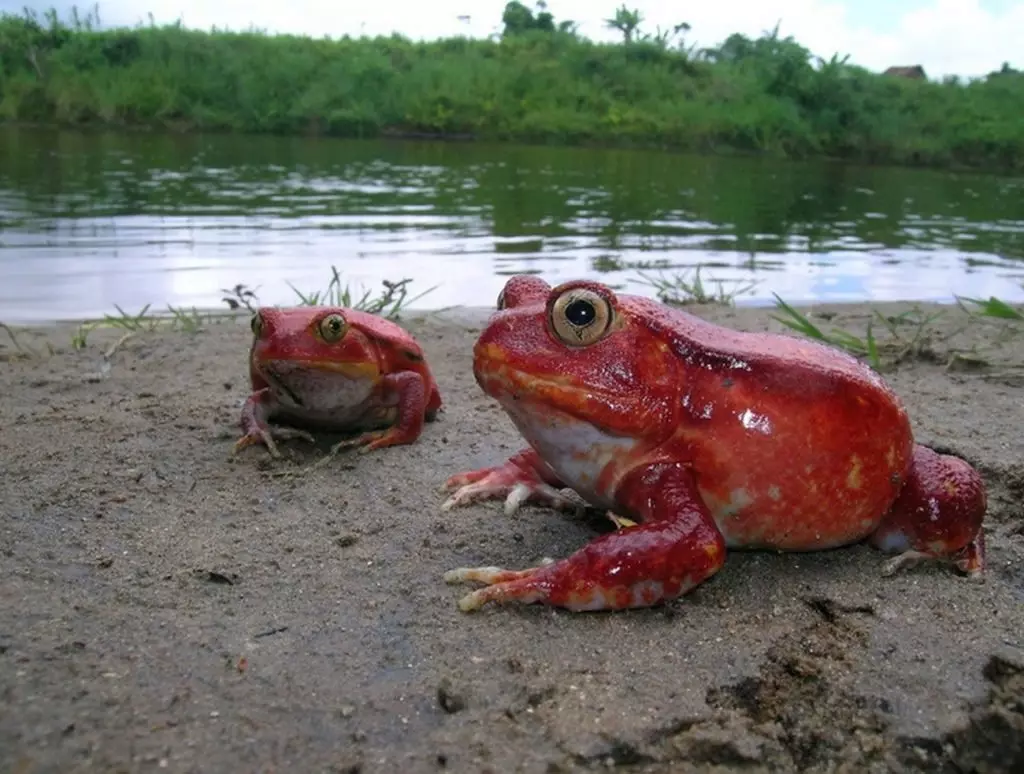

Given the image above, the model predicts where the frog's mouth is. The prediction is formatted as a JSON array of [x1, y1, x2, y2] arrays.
[[260, 366, 305, 407], [476, 359, 596, 417]]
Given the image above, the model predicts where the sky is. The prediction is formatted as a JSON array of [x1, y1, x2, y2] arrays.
[[10, 0, 1023, 78]]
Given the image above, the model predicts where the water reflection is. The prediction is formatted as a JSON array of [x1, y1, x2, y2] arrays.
[[0, 127, 1022, 323]]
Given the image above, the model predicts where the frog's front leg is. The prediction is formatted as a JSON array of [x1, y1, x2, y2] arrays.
[[444, 461, 727, 612], [441, 448, 581, 516], [234, 387, 315, 458], [333, 371, 431, 453], [869, 444, 987, 577]]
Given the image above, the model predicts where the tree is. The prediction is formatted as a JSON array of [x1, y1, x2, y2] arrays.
[[501, 1, 555, 36], [604, 5, 642, 43]]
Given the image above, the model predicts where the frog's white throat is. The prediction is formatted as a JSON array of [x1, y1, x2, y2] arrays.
[[500, 400, 637, 511]]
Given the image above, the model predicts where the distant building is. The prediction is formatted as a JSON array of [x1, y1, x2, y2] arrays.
[[883, 65, 927, 80]]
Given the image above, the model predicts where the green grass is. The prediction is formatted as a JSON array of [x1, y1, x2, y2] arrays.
[[771, 293, 1023, 372], [634, 266, 760, 306], [2, 4, 1023, 171], [66, 270, 431, 350]]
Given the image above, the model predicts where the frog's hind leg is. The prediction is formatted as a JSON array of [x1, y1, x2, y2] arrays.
[[868, 444, 987, 578]]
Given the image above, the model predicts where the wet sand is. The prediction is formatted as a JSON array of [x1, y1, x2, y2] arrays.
[[1, 301, 1022, 773]]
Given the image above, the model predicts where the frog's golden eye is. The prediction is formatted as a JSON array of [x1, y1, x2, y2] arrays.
[[250, 313, 263, 337], [318, 313, 347, 343], [549, 288, 612, 347]]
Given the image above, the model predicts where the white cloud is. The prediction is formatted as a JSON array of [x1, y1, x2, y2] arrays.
[[31, 1, 1024, 78]]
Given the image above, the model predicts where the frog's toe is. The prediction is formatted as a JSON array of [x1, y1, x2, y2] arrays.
[[232, 430, 281, 458], [442, 468, 496, 492], [504, 482, 582, 516], [443, 561, 554, 612], [440, 480, 500, 511], [272, 427, 317, 444]]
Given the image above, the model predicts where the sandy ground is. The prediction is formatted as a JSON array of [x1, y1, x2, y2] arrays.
[[1, 300, 1023, 774]]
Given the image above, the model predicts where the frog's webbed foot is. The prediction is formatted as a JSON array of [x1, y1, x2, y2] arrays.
[[442, 475, 580, 516], [870, 444, 987, 579], [234, 388, 317, 458], [233, 424, 316, 458], [444, 558, 557, 611], [880, 535, 986, 580], [440, 449, 581, 516]]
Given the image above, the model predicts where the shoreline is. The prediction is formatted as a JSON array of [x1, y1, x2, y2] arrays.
[[3, 295, 1020, 333], [4, 121, 1022, 178]]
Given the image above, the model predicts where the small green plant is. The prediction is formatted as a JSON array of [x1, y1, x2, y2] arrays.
[[286, 268, 437, 320], [772, 292, 1022, 372], [70, 303, 242, 349], [71, 303, 156, 349], [166, 304, 207, 334], [635, 266, 759, 306], [955, 295, 1024, 321], [772, 294, 882, 370], [221, 284, 260, 313], [0, 322, 53, 360]]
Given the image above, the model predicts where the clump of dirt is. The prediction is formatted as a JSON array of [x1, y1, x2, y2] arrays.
[[943, 652, 1024, 773]]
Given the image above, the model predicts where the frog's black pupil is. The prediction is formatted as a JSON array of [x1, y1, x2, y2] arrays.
[[565, 299, 596, 327]]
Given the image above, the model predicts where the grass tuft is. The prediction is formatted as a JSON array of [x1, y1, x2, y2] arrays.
[[771, 292, 1022, 372], [955, 295, 1024, 321], [283, 268, 437, 318], [62, 269, 435, 350], [634, 266, 760, 306]]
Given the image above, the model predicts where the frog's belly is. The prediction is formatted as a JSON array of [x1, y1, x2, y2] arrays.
[[693, 447, 905, 551], [503, 406, 636, 512], [267, 366, 395, 430]]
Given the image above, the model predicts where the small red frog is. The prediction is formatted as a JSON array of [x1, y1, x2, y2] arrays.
[[441, 275, 987, 612], [234, 306, 442, 457]]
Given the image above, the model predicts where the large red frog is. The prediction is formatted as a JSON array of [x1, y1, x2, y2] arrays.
[[441, 275, 987, 612], [234, 306, 442, 457]]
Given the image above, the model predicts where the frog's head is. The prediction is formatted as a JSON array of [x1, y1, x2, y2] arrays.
[[472, 275, 680, 437]]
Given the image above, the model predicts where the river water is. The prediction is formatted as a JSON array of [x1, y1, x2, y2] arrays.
[[1, 127, 1022, 323]]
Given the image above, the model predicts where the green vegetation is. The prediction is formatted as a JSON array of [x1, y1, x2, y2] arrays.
[[56, 272, 430, 351], [2, 3, 1023, 170], [634, 266, 760, 306], [771, 293, 1023, 373]]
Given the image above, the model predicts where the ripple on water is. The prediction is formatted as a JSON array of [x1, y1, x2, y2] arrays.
[[0, 130, 1022, 322]]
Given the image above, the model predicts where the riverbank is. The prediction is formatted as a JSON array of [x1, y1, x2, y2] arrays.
[[1, 300, 1022, 772], [2, 8, 1022, 172]]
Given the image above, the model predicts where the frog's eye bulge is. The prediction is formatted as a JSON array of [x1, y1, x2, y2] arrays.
[[549, 287, 613, 346], [317, 313, 348, 343]]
